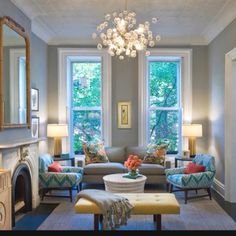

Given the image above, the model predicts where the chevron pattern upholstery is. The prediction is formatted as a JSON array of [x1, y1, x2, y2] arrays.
[[165, 154, 215, 203], [39, 154, 83, 201]]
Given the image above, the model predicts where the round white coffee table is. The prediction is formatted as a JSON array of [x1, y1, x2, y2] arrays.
[[103, 173, 147, 193]]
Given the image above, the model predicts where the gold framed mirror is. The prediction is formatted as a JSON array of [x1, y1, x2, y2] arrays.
[[0, 16, 30, 130]]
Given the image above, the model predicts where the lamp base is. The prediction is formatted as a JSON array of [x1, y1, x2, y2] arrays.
[[54, 137, 62, 157], [188, 137, 196, 157]]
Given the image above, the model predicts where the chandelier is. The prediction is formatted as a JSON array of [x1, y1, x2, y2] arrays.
[[92, 1, 161, 60]]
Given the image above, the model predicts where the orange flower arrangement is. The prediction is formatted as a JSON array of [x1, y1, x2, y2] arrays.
[[124, 155, 142, 171]]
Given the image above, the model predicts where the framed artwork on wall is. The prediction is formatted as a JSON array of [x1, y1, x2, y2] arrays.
[[31, 88, 39, 111], [118, 101, 131, 129], [31, 116, 39, 138]]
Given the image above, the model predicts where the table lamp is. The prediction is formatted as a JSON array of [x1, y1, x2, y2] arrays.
[[182, 124, 202, 157], [47, 124, 68, 157]]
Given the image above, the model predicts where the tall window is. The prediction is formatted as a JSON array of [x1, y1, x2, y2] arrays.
[[58, 48, 111, 156], [148, 58, 181, 153], [72, 59, 102, 153], [139, 49, 192, 154]]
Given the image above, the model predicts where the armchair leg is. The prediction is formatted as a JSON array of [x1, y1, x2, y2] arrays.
[[77, 185, 79, 193], [207, 187, 212, 200], [184, 190, 188, 204], [166, 183, 169, 192], [41, 189, 46, 201], [79, 182, 82, 191], [170, 184, 173, 193], [69, 188, 73, 202]]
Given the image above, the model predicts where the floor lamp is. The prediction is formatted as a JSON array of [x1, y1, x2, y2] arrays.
[[182, 124, 202, 157], [47, 124, 68, 157]]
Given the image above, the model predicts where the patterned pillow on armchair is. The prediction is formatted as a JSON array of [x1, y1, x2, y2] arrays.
[[83, 141, 109, 165], [143, 143, 168, 165]]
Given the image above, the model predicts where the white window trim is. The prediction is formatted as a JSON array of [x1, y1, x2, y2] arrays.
[[58, 48, 112, 155], [138, 48, 192, 151], [9, 49, 26, 123]]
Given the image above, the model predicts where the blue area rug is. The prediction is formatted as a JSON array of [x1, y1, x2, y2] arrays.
[[13, 203, 59, 230]]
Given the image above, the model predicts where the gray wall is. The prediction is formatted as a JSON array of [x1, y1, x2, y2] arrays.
[[48, 45, 209, 149], [0, 0, 48, 152], [31, 33, 48, 140], [208, 18, 236, 184]]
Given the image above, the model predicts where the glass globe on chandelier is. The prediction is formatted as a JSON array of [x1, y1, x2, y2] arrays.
[[92, 0, 161, 60]]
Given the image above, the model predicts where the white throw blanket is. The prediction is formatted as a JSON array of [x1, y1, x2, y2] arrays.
[[77, 189, 134, 230]]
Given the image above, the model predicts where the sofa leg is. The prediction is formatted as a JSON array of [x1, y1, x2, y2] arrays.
[[207, 187, 212, 200], [79, 182, 83, 191], [77, 185, 79, 193], [184, 190, 188, 204]]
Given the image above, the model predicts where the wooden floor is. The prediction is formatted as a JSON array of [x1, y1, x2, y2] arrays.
[[36, 184, 236, 231]]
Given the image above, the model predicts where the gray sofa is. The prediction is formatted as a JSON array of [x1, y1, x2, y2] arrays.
[[77, 146, 171, 184]]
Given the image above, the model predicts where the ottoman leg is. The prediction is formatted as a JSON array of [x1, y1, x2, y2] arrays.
[[155, 214, 161, 230], [94, 214, 99, 231]]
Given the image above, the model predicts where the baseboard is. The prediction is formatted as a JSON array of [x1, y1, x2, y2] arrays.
[[212, 178, 225, 199]]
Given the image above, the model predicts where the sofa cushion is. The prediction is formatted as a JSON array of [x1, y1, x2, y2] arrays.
[[105, 147, 126, 163], [126, 146, 147, 160], [143, 143, 168, 165], [138, 163, 165, 175], [83, 141, 109, 165], [84, 162, 126, 175]]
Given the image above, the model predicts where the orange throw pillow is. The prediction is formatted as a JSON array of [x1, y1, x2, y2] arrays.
[[48, 161, 63, 172], [184, 162, 206, 174]]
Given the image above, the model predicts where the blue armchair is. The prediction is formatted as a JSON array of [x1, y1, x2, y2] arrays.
[[165, 154, 215, 204], [39, 154, 83, 202]]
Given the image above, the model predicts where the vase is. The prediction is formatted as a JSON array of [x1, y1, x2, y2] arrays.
[[128, 169, 139, 177]]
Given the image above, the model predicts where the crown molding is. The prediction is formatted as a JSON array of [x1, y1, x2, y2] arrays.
[[202, 0, 236, 44], [47, 36, 208, 46], [10, 0, 236, 46]]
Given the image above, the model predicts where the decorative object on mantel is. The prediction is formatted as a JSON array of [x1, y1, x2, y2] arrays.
[[31, 88, 39, 111], [31, 116, 39, 138], [0, 16, 30, 130], [92, 0, 161, 59], [47, 124, 68, 157]]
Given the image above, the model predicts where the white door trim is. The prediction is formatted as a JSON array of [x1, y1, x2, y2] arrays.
[[225, 47, 236, 202]]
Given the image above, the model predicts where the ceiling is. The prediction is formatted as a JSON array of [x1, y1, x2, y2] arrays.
[[10, 0, 236, 45]]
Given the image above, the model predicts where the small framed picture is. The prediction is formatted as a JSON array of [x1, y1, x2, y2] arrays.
[[31, 88, 39, 111], [118, 101, 131, 129], [31, 117, 39, 138]]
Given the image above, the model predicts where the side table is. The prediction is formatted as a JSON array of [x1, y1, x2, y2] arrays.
[[53, 153, 75, 166], [175, 156, 193, 168]]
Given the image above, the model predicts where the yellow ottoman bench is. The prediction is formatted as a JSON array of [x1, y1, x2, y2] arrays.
[[74, 193, 180, 230]]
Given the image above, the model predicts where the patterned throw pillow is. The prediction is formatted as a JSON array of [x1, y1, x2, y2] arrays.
[[143, 143, 168, 165], [83, 141, 109, 165]]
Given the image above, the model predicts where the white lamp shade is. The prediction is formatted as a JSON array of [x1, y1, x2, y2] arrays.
[[182, 124, 202, 137], [47, 124, 68, 137]]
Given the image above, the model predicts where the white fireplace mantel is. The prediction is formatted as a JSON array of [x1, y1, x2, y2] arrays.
[[0, 137, 47, 210], [0, 137, 46, 150]]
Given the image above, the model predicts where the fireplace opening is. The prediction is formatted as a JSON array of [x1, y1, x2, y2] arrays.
[[12, 163, 32, 227]]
